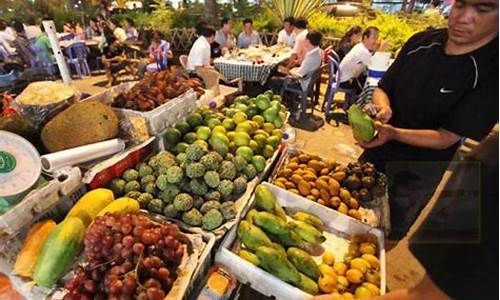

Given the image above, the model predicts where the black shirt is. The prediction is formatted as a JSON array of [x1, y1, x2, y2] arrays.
[[368, 29, 498, 167], [102, 45, 124, 59], [409, 132, 499, 299]]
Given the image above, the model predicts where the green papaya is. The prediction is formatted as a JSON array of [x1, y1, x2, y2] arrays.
[[273, 203, 288, 221], [255, 184, 276, 212], [254, 211, 289, 234], [237, 220, 273, 251], [255, 246, 301, 285], [268, 230, 305, 248], [33, 217, 85, 287], [348, 104, 376, 142], [245, 208, 259, 223], [290, 220, 326, 244], [296, 272, 319, 295], [287, 247, 321, 280], [292, 211, 324, 229], [239, 249, 260, 266]]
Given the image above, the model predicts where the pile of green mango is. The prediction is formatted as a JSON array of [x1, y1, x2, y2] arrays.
[[347, 104, 376, 143], [236, 184, 327, 295]]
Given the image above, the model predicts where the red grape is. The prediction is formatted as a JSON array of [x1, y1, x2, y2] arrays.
[[133, 242, 145, 255], [142, 232, 155, 245], [122, 235, 134, 248], [109, 279, 123, 294], [146, 287, 165, 300], [157, 267, 170, 279], [137, 292, 148, 300], [144, 278, 162, 289], [83, 280, 96, 293], [122, 276, 137, 295], [133, 225, 145, 237], [120, 261, 133, 273], [121, 223, 133, 235]]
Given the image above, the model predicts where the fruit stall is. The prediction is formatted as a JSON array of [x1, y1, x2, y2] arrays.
[[0, 71, 387, 299]]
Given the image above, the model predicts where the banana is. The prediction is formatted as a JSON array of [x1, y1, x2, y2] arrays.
[[289, 220, 326, 244], [292, 211, 324, 229]]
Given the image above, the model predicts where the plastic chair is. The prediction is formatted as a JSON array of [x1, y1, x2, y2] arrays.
[[65, 42, 91, 78], [323, 50, 354, 126], [280, 67, 325, 131]]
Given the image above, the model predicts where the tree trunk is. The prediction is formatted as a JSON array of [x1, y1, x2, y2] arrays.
[[206, 0, 217, 20]]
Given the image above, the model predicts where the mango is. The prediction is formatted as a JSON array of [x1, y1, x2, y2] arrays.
[[347, 104, 376, 142], [290, 220, 326, 244], [239, 249, 260, 266], [255, 184, 276, 212], [297, 272, 319, 295], [292, 211, 324, 229]]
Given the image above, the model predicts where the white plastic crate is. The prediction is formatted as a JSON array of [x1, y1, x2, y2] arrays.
[[0, 167, 82, 236], [215, 182, 386, 300]]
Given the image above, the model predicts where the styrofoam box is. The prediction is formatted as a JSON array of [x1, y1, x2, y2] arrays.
[[215, 182, 386, 300], [83, 82, 198, 136], [0, 167, 82, 236]]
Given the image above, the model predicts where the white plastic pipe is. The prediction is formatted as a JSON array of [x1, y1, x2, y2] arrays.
[[42, 20, 72, 84]]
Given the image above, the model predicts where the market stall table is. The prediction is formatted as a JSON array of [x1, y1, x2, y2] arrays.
[[214, 45, 292, 85]]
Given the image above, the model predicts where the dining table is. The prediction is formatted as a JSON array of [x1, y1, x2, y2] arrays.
[[214, 45, 292, 85]]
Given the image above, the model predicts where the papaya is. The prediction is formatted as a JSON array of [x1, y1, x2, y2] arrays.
[[253, 211, 289, 234], [287, 247, 321, 280], [239, 249, 260, 266], [292, 211, 324, 229], [237, 220, 273, 251], [66, 188, 114, 226], [296, 272, 319, 295], [33, 217, 85, 287], [97, 197, 140, 216], [255, 246, 301, 285], [254, 184, 276, 212], [290, 220, 326, 244], [14, 220, 56, 278]]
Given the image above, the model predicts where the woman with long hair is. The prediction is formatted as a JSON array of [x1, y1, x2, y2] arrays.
[[336, 26, 362, 61]]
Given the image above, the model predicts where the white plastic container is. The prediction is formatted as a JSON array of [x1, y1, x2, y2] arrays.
[[215, 182, 386, 300]]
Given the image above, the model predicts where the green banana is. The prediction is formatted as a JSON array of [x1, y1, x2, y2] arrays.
[[255, 184, 276, 212], [239, 249, 260, 266], [256, 246, 301, 285], [237, 220, 273, 251], [292, 211, 324, 229], [287, 247, 321, 280], [290, 220, 326, 244], [253, 211, 289, 234]]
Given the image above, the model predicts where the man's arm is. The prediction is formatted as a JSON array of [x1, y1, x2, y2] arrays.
[[357, 123, 461, 150]]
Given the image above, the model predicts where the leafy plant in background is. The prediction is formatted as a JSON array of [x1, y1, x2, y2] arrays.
[[265, 0, 326, 24], [141, 0, 174, 31]]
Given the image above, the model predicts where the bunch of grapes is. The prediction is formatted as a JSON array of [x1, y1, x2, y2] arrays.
[[64, 213, 185, 300]]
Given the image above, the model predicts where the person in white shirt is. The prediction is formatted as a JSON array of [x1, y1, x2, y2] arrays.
[[0, 21, 16, 55], [215, 17, 236, 52], [124, 18, 139, 41], [289, 17, 309, 66], [269, 31, 323, 107], [339, 26, 383, 94], [237, 19, 262, 49], [277, 17, 296, 48], [109, 19, 127, 43], [187, 25, 216, 73]]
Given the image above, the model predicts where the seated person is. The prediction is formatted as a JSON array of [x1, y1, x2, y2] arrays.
[[0, 21, 16, 55], [102, 37, 136, 87], [11, 20, 35, 67], [215, 17, 236, 53], [187, 25, 216, 75], [124, 18, 139, 41], [277, 17, 296, 48], [237, 19, 262, 49], [33, 26, 54, 67], [145, 31, 172, 72], [335, 26, 362, 62], [288, 17, 308, 67], [339, 26, 384, 95], [269, 31, 323, 109], [109, 19, 127, 43]]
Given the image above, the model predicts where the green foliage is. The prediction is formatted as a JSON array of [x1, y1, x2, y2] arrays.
[[309, 10, 447, 53], [265, 0, 326, 24]]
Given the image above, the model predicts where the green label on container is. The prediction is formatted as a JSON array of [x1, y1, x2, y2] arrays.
[[0, 151, 16, 173]]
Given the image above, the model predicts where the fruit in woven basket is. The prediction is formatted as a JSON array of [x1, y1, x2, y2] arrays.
[[33, 217, 85, 287], [14, 220, 57, 278], [41, 101, 119, 152]]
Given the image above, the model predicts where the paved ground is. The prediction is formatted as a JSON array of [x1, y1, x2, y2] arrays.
[[71, 75, 428, 292]]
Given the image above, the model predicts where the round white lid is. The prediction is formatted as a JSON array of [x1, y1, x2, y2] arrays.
[[0, 131, 41, 197]]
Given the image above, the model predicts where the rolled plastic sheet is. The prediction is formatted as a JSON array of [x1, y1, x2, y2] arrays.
[[41, 139, 126, 172]]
